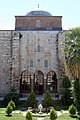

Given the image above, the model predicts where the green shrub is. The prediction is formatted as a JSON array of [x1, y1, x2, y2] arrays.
[[6, 104, 13, 116], [43, 90, 54, 108], [26, 110, 32, 120], [26, 91, 37, 108], [50, 107, 57, 120], [62, 75, 71, 88], [8, 100, 16, 110], [73, 79, 80, 111], [68, 104, 77, 116], [61, 76, 73, 106], [3, 86, 20, 106]]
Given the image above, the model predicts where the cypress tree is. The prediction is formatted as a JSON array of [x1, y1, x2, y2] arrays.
[[73, 79, 80, 111]]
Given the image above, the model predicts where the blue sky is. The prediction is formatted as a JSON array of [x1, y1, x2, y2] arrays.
[[0, 0, 80, 30]]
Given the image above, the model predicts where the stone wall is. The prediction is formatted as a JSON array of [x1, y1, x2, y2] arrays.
[[0, 30, 67, 96], [11, 32, 20, 93], [0, 31, 20, 96], [0, 31, 12, 96], [57, 31, 67, 90], [19, 31, 59, 75]]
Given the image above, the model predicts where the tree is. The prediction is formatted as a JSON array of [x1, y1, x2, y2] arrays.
[[68, 104, 77, 116], [8, 100, 16, 110], [73, 79, 80, 111], [61, 75, 73, 106], [64, 27, 80, 79], [64, 27, 80, 110], [3, 86, 20, 106], [26, 91, 37, 108], [62, 75, 71, 88], [50, 107, 57, 120], [26, 110, 32, 120], [6, 104, 13, 116], [43, 90, 54, 112]]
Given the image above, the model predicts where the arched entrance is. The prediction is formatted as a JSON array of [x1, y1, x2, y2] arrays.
[[34, 70, 44, 95], [47, 71, 57, 93], [20, 70, 31, 93]]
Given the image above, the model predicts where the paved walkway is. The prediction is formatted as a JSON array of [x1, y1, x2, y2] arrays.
[[37, 118, 44, 120]]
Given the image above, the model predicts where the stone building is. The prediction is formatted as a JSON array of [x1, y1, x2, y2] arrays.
[[0, 10, 67, 96]]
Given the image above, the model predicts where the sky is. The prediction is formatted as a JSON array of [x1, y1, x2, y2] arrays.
[[0, 0, 80, 30]]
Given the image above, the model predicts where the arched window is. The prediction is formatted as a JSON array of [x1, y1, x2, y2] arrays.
[[30, 60, 33, 67], [37, 45, 40, 52], [44, 60, 48, 67]]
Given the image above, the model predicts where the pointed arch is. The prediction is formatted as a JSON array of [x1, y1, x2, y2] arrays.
[[20, 70, 31, 93], [47, 70, 57, 93], [34, 70, 44, 95]]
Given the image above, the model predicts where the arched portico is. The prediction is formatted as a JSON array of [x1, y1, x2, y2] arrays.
[[20, 70, 58, 95]]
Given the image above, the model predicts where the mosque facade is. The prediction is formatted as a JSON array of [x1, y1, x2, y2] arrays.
[[0, 10, 67, 96]]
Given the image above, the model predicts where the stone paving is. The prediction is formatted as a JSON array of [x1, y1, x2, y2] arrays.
[[37, 118, 44, 120]]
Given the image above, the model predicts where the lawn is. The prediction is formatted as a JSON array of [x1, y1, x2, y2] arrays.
[[0, 108, 37, 120], [44, 114, 78, 120], [0, 108, 79, 120]]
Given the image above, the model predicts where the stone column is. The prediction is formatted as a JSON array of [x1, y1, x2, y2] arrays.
[[44, 74, 47, 93], [31, 73, 34, 92]]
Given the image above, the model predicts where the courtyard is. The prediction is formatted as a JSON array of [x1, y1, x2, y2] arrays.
[[0, 107, 78, 120]]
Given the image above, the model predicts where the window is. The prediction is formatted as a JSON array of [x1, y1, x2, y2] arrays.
[[37, 45, 40, 52], [36, 20, 41, 27], [30, 60, 33, 67], [44, 60, 48, 67]]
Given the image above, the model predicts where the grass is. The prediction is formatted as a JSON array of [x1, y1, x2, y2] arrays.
[[0, 108, 37, 120], [0, 108, 79, 120], [44, 114, 78, 120]]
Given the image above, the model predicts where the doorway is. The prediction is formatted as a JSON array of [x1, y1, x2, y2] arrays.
[[34, 70, 44, 95], [20, 70, 31, 93]]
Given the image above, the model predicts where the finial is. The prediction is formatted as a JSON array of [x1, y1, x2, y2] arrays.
[[38, 4, 39, 8]]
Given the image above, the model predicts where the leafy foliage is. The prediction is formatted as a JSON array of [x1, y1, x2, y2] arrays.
[[62, 75, 71, 88], [6, 104, 13, 116], [43, 90, 54, 108], [26, 91, 37, 108], [64, 27, 80, 79], [8, 100, 16, 110], [50, 107, 57, 120], [26, 110, 32, 120], [73, 79, 80, 111], [3, 86, 20, 106], [61, 76, 73, 106], [68, 104, 77, 116]]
